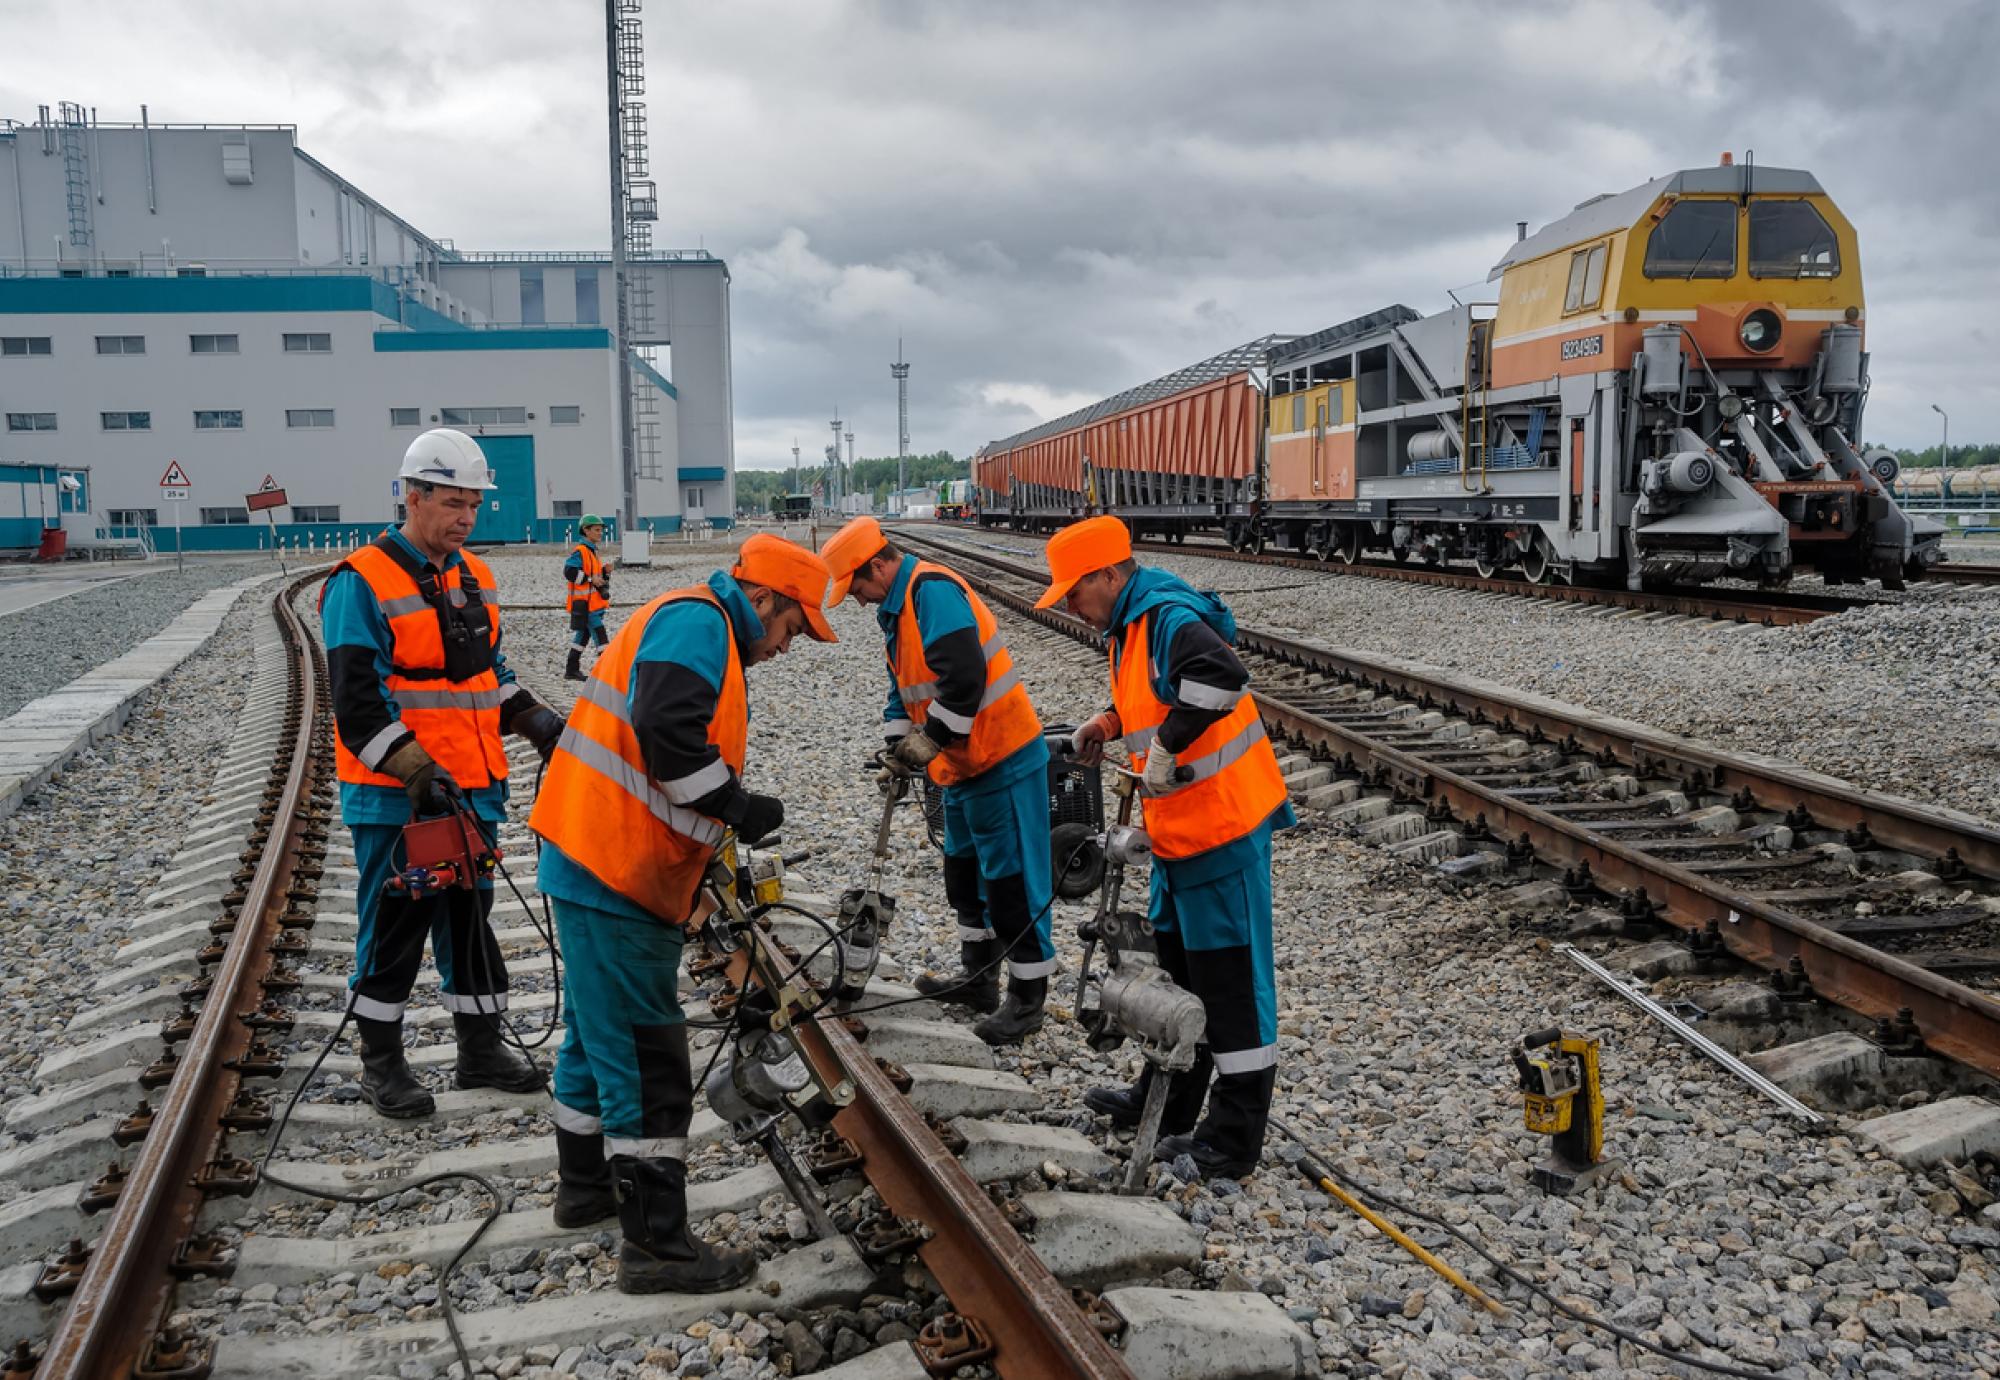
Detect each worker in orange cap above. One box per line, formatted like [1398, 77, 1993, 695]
[529, 534, 837, 1294]
[1038, 516, 1293, 1180]
[820, 515, 1057, 1046]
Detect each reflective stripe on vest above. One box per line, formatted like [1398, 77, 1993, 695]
[1110, 609, 1287, 860]
[567, 543, 609, 614]
[889, 563, 1040, 787]
[327, 541, 509, 794]
[528, 584, 746, 922]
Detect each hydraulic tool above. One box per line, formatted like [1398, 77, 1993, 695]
[1514, 1027, 1615, 1194]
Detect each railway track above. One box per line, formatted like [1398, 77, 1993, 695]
[1932, 562, 2000, 588]
[939, 524, 1913, 626]
[1, 571, 1310, 1379]
[898, 528, 2000, 1130]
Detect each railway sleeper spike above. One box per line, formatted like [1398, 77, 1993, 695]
[162, 1004, 202, 1044]
[113, 1099, 156, 1147]
[985, 1180, 1039, 1234]
[913, 1311, 997, 1376]
[1872, 1007, 1928, 1058]
[1771, 956, 1818, 1004]
[77, 1161, 128, 1214]
[224, 1037, 286, 1079]
[218, 1090, 274, 1133]
[139, 1043, 181, 1089]
[1073, 1287, 1130, 1345]
[134, 1325, 212, 1380]
[238, 999, 296, 1034]
[192, 1152, 260, 1198]
[849, 1206, 930, 1264]
[6, 1338, 44, 1380]
[1561, 860, 1595, 897]
[31, 1238, 91, 1303]
[168, 1233, 238, 1280]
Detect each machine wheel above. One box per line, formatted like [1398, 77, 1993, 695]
[1336, 527, 1364, 565]
[1472, 554, 1500, 580]
[1051, 824, 1106, 900]
[1522, 542, 1553, 585]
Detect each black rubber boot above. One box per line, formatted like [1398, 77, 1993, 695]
[914, 938, 1001, 1015]
[553, 1127, 618, 1228]
[564, 647, 587, 681]
[1153, 1131, 1259, 1181]
[355, 1016, 435, 1119]
[451, 1012, 545, 1093]
[1083, 1047, 1212, 1132]
[974, 974, 1047, 1046]
[611, 1156, 757, 1294]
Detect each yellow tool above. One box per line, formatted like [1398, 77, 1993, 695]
[1515, 1027, 1614, 1194]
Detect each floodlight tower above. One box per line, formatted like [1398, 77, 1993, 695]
[830, 412, 845, 507]
[891, 339, 911, 500]
[791, 439, 800, 494]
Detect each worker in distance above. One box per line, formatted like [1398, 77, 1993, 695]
[320, 428, 566, 1119]
[562, 514, 613, 682]
[1041, 516, 1293, 1179]
[529, 534, 839, 1293]
[819, 515, 1061, 1046]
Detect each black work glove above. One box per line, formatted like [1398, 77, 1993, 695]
[735, 793, 784, 846]
[382, 740, 456, 816]
[514, 704, 564, 763]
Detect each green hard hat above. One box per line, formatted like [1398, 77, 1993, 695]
[580, 514, 607, 530]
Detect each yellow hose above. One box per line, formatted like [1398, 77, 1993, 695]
[1307, 1168, 1510, 1318]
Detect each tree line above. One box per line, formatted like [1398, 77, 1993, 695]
[735, 450, 969, 513]
[1889, 443, 2000, 469]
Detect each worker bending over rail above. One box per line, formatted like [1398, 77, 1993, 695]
[1043, 516, 1293, 1179]
[321, 428, 566, 1119]
[562, 515, 613, 682]
[821, 516, 1059, 1046]
[529, 535, 838, 1293]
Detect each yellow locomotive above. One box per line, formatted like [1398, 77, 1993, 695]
[981, 157, 1944, 588]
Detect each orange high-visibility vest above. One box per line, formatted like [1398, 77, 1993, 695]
[326, 538, 510, 793]
[529, 584, 747, 922]
[567, 541, 609, 614]
[891, 561, 1041, 787]
[1111, 612, 1287, 860]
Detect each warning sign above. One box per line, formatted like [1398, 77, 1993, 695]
[246, 488, 288, 513]
[159, 460, 192, 488]
[258, 474, 281, 492]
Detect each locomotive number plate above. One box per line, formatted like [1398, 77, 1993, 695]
[1560, 334, 1604, 361]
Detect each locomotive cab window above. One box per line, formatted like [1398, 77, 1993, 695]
[1749, 201, 1840, 278]
[1562, 243, 1608, 312]
[1643, 200, 1737, 278]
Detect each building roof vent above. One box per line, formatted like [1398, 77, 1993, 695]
[221, 132, 253, 186]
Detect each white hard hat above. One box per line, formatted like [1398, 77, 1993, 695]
[399, 428, 497, 491]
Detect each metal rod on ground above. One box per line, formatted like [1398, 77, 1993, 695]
[1558, 944, 1824, 1125]
[758, 1128, 842, 1240]
[1122, 1075, 1171, 1195]
[1270, 1117, 1509, 1319]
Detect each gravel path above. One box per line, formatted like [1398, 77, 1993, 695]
[0, 559, 270, 719]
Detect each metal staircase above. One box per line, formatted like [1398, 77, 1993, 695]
[617, 1, 665, 482]
[58, 102, 92, 250]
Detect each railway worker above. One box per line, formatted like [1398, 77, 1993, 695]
[1039, 515, 1294, 1180]
[528, 534, 837, 1294]
[818, 516, 1059, 1047]
[562, 514, 613, 682]
[322, 428, 566, 1120]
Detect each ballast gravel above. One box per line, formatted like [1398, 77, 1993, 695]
[0, 558, 268, 719]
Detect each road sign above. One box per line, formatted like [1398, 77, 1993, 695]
[159, 460, 192, 488]
[246, 488, 288, 513]
[161, 487, 191, 501]
[258, 474, 280, 492]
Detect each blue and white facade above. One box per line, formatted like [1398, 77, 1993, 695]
[0, 115, 734, 549]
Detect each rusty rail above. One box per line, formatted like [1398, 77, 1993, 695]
[1932, 561, 2000, 587]
[36, 573, 327, 1379]
[903, 530, 2000, 1085]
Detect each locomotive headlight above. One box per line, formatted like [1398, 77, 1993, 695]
[1717, 393, 1747, 422]
[1739, 309, 1783, 353]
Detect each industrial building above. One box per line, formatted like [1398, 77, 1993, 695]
[0, 109, 735, 550]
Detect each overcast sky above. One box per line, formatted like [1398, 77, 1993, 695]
[5, 0, 1995, 467]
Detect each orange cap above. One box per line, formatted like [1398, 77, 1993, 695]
[1036, 515, 1133, 608]
[732, 534, 838, 642]
[818, 515, 888, 607]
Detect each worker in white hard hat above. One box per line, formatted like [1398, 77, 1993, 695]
[318, 429, 567, 1117]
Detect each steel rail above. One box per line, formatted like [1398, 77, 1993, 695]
[1932, 562, 2000, 587]
[703, 927, 1134, 1379]
[904, 534, 2000, 1084]
[37, 573, 325, 1379]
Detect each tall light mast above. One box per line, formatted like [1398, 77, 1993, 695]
[830, 413, 845, 507]
[606, 0, 659, 531]
[891, 339, 911, 502]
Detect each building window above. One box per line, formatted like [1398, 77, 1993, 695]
[59, 267, 84, 279]
[1562, 243, 1609, 313]
[552, 499, 583, 518]
[686, 487, 706, 509]
[520, 267, 545, 325]
[440, 406, 527, 426]
[550, 404, 582, 424]
[286, 408, 336, 429]
[190, 333, 240, 354]
[195, 409, 244, 430]
[292, 505, 341, 523]
[389, 407, 421, 427]
[5, 412, 57, 432]
[201, 507, 250, 525]
[1643, 200, 1737, 279]
[101, 411, 152, 431]
[177, 266, 208, 278]
[574, 267, 600, 325]
[1, 336, 52, 356]
[394, 503, 408, 523]
[283, 332, 333, 353]
[108, 508, 159, 527]
[95, 335, 146, 356]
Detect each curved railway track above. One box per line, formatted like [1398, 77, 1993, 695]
[899, 527, 2000, 1093]
[947, 524, 1928, 626]
[5, 568, 1312, 1380]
